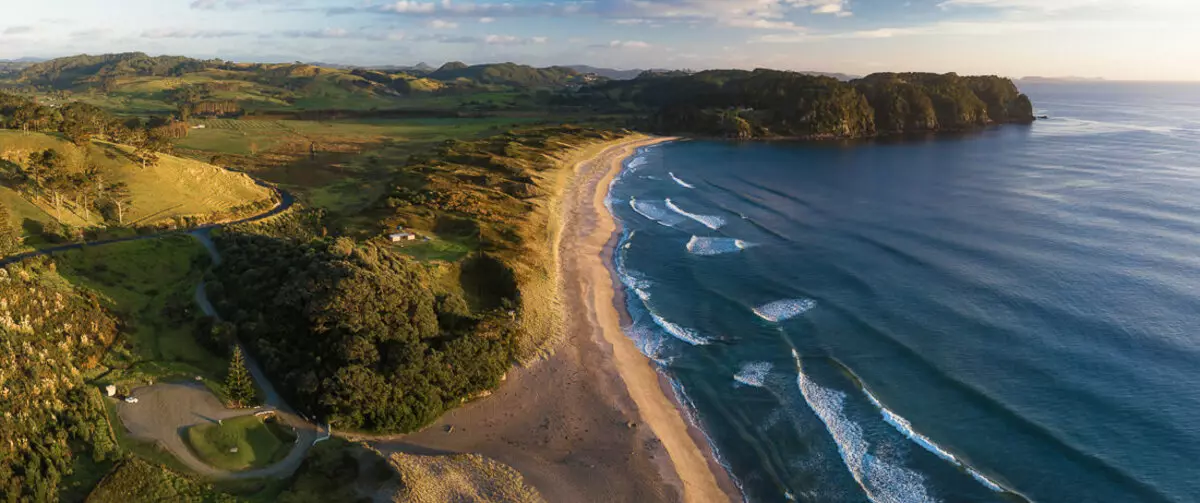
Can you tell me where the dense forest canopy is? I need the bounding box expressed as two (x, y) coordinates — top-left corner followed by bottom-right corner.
(207, 235), (517, 433)
(572, 69), (1034, 138)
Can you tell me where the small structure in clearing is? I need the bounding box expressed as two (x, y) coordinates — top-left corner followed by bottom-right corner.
(390, 232), (417, 242)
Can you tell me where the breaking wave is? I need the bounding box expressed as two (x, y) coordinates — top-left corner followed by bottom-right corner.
(666, 198), (726, 230)
(794, 351), (938, 503)
(628, 156), (649, 170)
(669, 172), (696, 189)
(650, 312), (712, 345)
(734, 362), (773, 387)
(686, 236), (753, 256)
(754, 298), (817, 322)
(631, 198), (686, 228)
(625, 323), (672, 365)
(862, 387), (1011, 494)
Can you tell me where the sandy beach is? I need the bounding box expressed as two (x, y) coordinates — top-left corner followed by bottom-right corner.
(374, 136), (737, 502)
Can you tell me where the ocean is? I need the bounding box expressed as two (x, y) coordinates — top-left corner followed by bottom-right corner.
(607, 82), (1200, 503)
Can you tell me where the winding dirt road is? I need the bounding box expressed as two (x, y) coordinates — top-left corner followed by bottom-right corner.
(0, 180), (318, 480)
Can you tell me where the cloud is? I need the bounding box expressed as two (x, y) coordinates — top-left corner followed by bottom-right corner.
(366, 31), (409, 41)
(366, 0), (843, 30)
(191, 0), (290, 9)
(280, 28), (349, 39)
(69, 28), (111, 39)
(3, 26), (34, 35)
(937, 0), (1098, 11)
(755, 19), (1049, 42)
(478, 17), (495, 23)
(142, 29), (248, 39)
(483, 34), (548, 45)
(427, 19), (459, 29)
(594, 39), (651, 49)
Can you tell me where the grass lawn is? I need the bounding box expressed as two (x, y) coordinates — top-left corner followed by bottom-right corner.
(56, 235), (228, 385)
(185, 415), (297, 471)
(390, 236), (474, 263)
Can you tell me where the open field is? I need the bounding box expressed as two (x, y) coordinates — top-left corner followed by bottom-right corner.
(56, 235), (226, 385)
(185, 415), (297, 472)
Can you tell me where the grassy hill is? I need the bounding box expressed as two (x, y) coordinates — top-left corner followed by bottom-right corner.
(0, 130), (274, 239)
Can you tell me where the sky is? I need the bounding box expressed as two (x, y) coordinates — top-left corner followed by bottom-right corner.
(0, 0), (1197, 81)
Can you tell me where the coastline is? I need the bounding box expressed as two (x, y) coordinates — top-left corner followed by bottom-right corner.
(374, 134), (736, 502)
(585, 137), (740, 503)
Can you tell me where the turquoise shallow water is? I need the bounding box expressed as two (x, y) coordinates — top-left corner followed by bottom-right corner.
(608, 82), (1200, 503)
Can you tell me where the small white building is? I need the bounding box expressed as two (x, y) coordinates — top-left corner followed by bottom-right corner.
(104, 385), (117, 397)
(389, 232), (417, 242)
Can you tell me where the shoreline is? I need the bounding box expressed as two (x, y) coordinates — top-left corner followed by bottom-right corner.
(374, 134), (736, 502)
(587, 137), (741, 503)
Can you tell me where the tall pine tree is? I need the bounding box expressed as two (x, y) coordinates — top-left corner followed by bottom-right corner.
(226, 345), (256, 408)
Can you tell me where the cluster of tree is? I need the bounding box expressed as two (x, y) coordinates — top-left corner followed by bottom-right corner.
(207, 234), (518, 433)
(567, 69), (1035, 138)
(0, 258), (122, 501)
(0, 91), (179, 159)
(165, 84), (244, 119)
(16, 148), (136, 225)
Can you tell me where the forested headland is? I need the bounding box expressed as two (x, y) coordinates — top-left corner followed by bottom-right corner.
(566, 69), (1035, 139)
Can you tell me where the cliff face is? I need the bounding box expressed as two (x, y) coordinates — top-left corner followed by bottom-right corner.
(589, 69), (1035, 139)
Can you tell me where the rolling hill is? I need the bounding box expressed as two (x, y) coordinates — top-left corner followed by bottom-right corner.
(0, 130), (274, 237)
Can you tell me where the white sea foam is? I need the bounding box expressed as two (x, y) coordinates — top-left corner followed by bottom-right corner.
(793, 350), (938, 503)
(669, 172), (696, 189)
(615, 260), (652, 291)
(650, 312), (711, 345)
(862, 388), (1009, 494)
(625, 323), (671, 365)
(754, 299), (817, 322)
(631, 198), (686, 228)
(686, 236), (753, 256)
(734, 362), (773, 387)
(628, 156), (649, 170)
(666, 198), (725, 230)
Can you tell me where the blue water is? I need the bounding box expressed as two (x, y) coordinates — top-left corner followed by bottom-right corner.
(608, 82), (1200, 503)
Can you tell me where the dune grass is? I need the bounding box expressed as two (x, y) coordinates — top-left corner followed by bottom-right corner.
(184, 415), (296, 472)
(388, 452), (544, 503)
